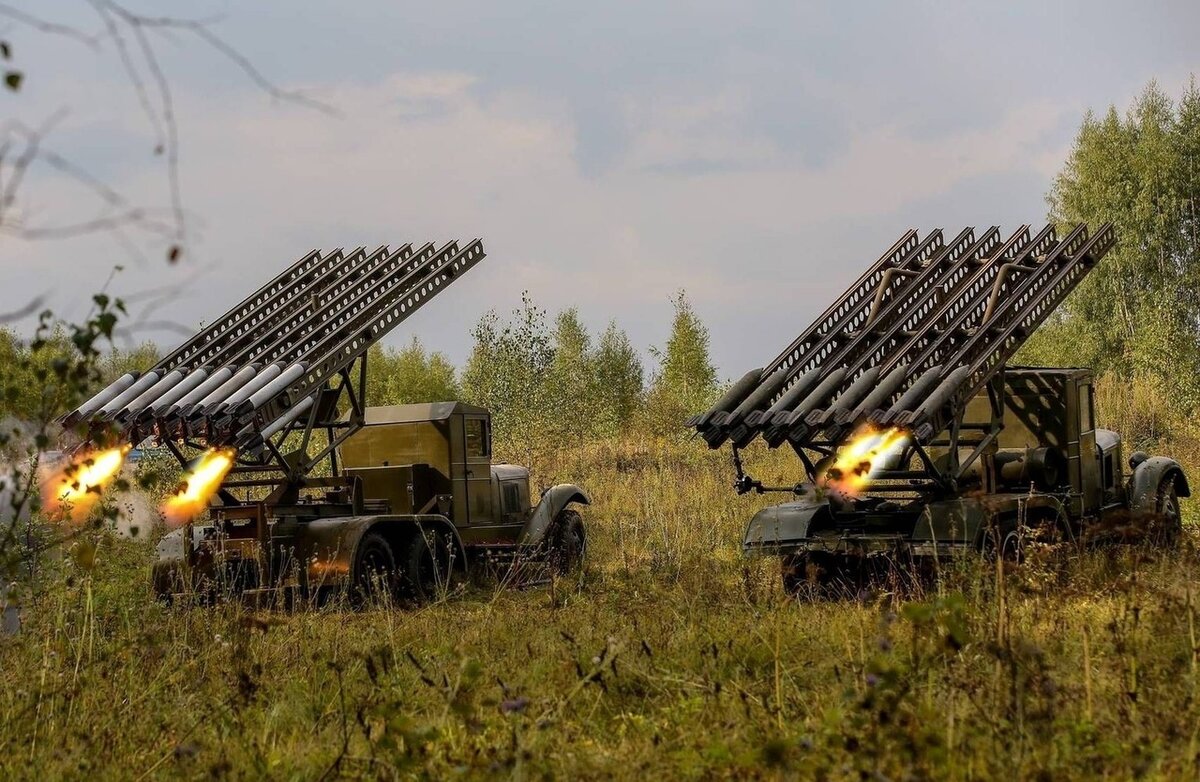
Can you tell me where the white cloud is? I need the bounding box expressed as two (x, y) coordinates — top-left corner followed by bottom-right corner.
(0, 62), (1097, 372)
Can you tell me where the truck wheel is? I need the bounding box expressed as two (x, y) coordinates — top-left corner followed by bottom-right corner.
(352, 533), (398, 604)
(401, 529), (455, 602)
(1153, 478), (1183, 548)
(549, 509), (586, 575)
(982, 519), (1024, 563)
(781, 552), (846, 598)
(781, 553), (813, 597)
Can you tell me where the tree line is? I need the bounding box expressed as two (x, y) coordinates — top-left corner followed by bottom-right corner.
(0, 291), (722, 450)
(1018, 79), (1200, 443)
(371, 291), (718, 447)
(4, 77), (1199, 453)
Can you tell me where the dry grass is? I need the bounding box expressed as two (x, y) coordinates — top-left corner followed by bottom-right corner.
(2, 432), (1200, 780)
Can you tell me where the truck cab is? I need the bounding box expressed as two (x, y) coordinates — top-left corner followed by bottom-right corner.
(337, 402), (540, 544)
(964, 367), (1110, 516)
(965, 367), (1187, 529)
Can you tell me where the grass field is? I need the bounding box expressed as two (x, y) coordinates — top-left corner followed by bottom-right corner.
(4, 440), (1200, 780)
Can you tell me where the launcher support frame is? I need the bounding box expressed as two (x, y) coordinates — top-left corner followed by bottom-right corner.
(731, 367), (1011, 499)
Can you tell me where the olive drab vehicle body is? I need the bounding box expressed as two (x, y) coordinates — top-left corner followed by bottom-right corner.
(151, 403), (588, 601)
(742, 367), (1188, 563)
(62, 240), (590, 603)
(689, 224), (1188, 591)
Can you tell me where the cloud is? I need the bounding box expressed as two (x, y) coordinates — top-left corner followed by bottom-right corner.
(1, 59), (1082, 376)
(12, 0), (1193, 378)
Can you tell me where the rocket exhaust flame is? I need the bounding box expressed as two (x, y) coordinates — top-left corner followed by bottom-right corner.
(821, 426), (908, 499)
(162, 448), (236, 527)
(41, 446), (130, 522)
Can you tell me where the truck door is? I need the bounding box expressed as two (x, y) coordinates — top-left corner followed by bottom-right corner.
(1074, 381), (1102, 515)
(462, 414), (494, 524)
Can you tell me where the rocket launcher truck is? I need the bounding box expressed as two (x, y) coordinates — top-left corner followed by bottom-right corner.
(688, 224), (1189, 593)
(63, 240), (589, 603)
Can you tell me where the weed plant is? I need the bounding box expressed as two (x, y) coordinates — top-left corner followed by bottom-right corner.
(3, 435), (1199, 779)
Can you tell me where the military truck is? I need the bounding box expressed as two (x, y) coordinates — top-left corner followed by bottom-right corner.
(151, 402), (588, 602)
(689, 224), (1188, 592)
(62, 240), (589, 603)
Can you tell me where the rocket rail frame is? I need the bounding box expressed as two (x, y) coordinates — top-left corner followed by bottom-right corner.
(64, 239), (487, 497)
(692, 223), (1116, 497)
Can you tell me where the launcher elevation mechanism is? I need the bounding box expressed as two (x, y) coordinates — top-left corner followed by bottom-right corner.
(62, 240), (486, 490)
(689, 223), (1115, 494)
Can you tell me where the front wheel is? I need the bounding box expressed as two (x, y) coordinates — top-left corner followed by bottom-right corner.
(981, 517), (1027, 563)
(1153, 478), (1183, 548)
(781, 552), (855, 598)
(548, 509), (586, 575)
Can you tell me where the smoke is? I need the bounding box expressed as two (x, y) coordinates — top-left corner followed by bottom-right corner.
(109, 488), (165, 540)
(0, 466), (29, 530)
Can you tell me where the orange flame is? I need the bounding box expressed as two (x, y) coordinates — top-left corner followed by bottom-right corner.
(162, 448), (235, 527)
(821, 426), (908, 499)
(40, 446), (130, 522)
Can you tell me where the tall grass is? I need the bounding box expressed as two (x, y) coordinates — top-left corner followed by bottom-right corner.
(2, 426), (1199, 779)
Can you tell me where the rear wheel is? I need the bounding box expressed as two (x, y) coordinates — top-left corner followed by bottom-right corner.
(352, 533), (398, 605)
(1153, 478), (1183, 548)
(981, 517), (1026, 563)
(400, 528), (457, 602)
(548, 509), (586, 575)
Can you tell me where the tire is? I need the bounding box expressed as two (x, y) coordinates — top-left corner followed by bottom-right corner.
(781, 552), (851, 598)
(548, 509), (586, 575)
(781, 553), (814, 597)
(1153, 477), (1183, 549)
(400, 528), (456, 602)
(981, 517), (1024, 563)
(352, 533), (397, 605)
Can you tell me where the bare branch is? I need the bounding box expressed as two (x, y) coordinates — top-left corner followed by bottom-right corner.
(119, 9), (184, 245)
(85, 0), (165, 152)
(5, 120), (125, 207)
(0, 295), (46, 323)
(0, 109), (68, 225)
(0, 119), (181, 246)
(1, 1), (338, 260)
(2, 209), (175, 240)
(104, 5), (337, 116)
(21, 144), (124, 206)
(107, 224), (153, 267)
(0, 3), (99, 48)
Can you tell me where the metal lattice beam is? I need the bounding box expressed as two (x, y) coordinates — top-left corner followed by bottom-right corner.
(64, 240), (487, 468)
(691, 223), (1115, 458)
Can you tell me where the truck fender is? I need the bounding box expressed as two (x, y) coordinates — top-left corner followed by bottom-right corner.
(742, 500), (831, 556)
(1128, 457), (1190, 514)
(295, 514), (468, 590)
(519, 484), (589, 547)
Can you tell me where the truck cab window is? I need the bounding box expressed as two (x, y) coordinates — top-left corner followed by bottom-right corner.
(465, 418), (490, 458)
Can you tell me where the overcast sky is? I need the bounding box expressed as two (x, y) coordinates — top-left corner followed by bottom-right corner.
(2, 1), (1197, 378)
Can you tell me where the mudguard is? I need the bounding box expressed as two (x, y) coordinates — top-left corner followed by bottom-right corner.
(1129, 457), (1190, 514)
(742, 500), (831, 555)
(519, 484), (590, 547)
